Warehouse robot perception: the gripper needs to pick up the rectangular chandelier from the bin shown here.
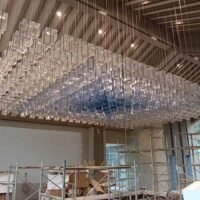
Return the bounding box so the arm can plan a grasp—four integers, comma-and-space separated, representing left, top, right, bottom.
0, 18, 200, 128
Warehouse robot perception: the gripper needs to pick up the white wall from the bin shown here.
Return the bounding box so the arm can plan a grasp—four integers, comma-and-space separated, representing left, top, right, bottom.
0, 120, 90, 169
0, 120, 93, 199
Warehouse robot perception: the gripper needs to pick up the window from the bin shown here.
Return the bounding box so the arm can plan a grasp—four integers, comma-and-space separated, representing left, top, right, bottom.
106, 144, 133, 191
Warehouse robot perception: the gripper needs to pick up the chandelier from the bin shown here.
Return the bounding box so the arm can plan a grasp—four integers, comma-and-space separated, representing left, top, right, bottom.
0, 18, 200, 128
0, 10, 8, 39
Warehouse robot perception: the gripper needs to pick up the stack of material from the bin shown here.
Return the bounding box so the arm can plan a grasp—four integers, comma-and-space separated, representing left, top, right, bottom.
68, 171, 89, 196
48, 190, 62, 198
68, 171, 89, 188
47, 174, 68, 197
46, 170, 90, 197
0, 194, 12, 200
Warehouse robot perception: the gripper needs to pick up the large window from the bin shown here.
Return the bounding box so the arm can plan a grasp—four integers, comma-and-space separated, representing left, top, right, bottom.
106, 144, 134, 191
106, 144, 126, 166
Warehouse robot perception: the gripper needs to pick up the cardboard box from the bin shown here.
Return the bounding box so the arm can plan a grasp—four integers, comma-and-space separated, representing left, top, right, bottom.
0, 193, 12, 200
69, 171, 89, 188
48, 189, 62, 197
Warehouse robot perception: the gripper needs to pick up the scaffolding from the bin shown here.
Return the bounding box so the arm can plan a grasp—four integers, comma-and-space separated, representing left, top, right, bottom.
173, 132, 200, 194
39, 162, 137, 200
2, 162, 137, 200
117, 129, 170, 199
148, 130, 200, 198
2, 130, 200, 200
0, 167, 17, 200
150, 130, 170, 197
148, 130, 200, 199
1, 164, 49, 200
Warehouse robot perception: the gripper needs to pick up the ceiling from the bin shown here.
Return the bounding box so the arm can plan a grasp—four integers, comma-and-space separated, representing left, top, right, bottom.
87, 0, 200, 83
122, 0, 200, 57
0, 0, 199, 127
0, 0, 200, 84
123, 0, 200, 32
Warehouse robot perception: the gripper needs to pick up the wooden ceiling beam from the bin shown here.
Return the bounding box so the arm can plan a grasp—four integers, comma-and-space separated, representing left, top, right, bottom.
57, 7, 80, 39
157, 51, 177, 70
142, 1, 200, 15
136, 0, 178, 11
152, 9, 200, 20
0, 0, 27, 51
137, 45, 155, 62
61, 0, 173, 50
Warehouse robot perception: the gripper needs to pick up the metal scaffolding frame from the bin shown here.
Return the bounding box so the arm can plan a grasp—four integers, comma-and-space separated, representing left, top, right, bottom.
150, 130, 170, 197
2, 129, 200, 200
1, 164, 50, 200
117, 129, 171, 199
1, 162, 137, 200
0, 164, 17, 200
173, 132, 200, 194
39, 161, 137, 200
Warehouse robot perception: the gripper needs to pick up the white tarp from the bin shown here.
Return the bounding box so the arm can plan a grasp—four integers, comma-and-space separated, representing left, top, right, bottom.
47, 174, 69, 190
0, 173, 14, 194
182, 181, 200, 200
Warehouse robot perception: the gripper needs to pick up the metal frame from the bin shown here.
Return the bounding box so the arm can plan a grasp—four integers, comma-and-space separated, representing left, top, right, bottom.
117, 129, 171, 200
0, 164, 18, 200
2, 164, 49, 200
174, 132, 200, 192
38, 162, 136, 200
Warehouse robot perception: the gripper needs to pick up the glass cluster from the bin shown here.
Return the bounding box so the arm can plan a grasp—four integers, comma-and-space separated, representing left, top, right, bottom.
0, 10, 8, 39
0, 18, 200, 128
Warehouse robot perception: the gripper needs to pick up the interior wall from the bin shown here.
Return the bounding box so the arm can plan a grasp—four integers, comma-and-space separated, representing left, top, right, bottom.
0, 120, 94, 199
105, 129, 126, 144
0, 120, 90, 170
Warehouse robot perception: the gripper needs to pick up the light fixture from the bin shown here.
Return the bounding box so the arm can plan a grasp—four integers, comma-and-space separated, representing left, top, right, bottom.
0, 10, 8, 36
151, 36, 157, 40
142, 1, 150, 5
1, 18, 200, 128
20, 113, 25, 117
130, 43, 135, 48
98, 10, 107, 16
98, 29, 103, 35
0, 15, 5, 20
175, 20, 183, 25
56, 11, 62, 17
177, 63, 182, 68
46, 116, 51, 120
194, 57, 199, 61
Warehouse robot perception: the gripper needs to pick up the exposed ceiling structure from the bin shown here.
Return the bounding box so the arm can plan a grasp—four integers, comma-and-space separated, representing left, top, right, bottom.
0, 0, 199, 128
0, 0, 200, 84
120, 0, 200, 81
123, 0, 200, 32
